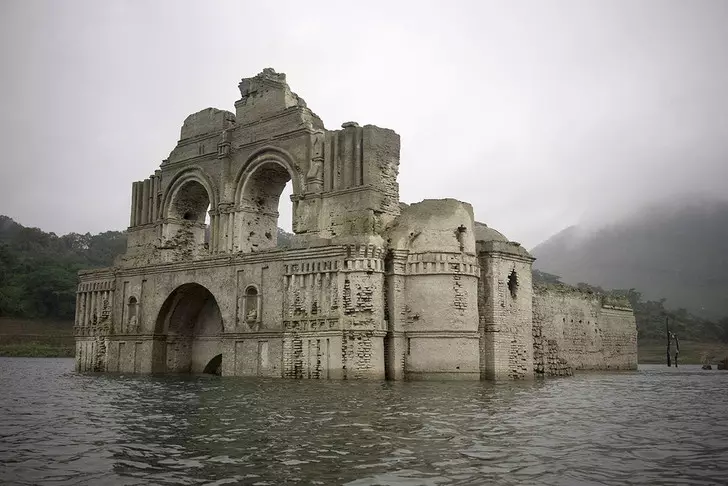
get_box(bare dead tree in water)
[672,332,680,368]
[665,316,681,368]
[666,316,671,367]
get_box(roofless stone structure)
[74,68,637,379]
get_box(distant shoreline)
[0,344,73,358]
[0,317,74,358]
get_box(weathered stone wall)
[118,69,400,271]
[386,200,481,380]
[76,245,388,379]
[477,242,535,381]
[532,284,638,375]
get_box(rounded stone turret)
[474,221,508,243]
[385,199,481,380]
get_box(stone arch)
[233,147,301,251]
[155,283,223,373]
[233,146,302,201]
[203,354,222,375]
[161,167,219,220]
[161,168,218,253]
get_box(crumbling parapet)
[532,282,638,374]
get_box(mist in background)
[1,0,727,248]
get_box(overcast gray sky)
[1,0,726,248]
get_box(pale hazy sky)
[1,0,727,248]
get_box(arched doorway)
[155,283,223,373]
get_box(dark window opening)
[508,270,518,299]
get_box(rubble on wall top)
[533,279,633,309]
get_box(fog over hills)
[531,198,728,319]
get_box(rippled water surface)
[2,359,728,485]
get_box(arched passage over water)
[155,283,223,373]
[203,354,222,375]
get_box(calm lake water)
[1,359,727,485]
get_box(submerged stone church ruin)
[74,68,637,379]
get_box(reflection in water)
[1,358,728,485]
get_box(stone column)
[385,250,408,380]
[353,129,362,186]
[96,291,102,327]
[103,290,109,320]
[227,212,235,253]
[87,292,95,329]
[209,213,217,253]
[342,129,354,188]
[147,178,154,223]
[130,183,138,228]
[141,179,150,225]
[151,174,160,222]
[135,181,144,227]
[332,134,340,190]
[74,292,81,328]
[214,213,221,253]
[81,293,88,333]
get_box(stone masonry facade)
[74,68,637,380]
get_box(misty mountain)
[531,199,728,319]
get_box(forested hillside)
[0,216,126,320]
[0,216,297,322]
